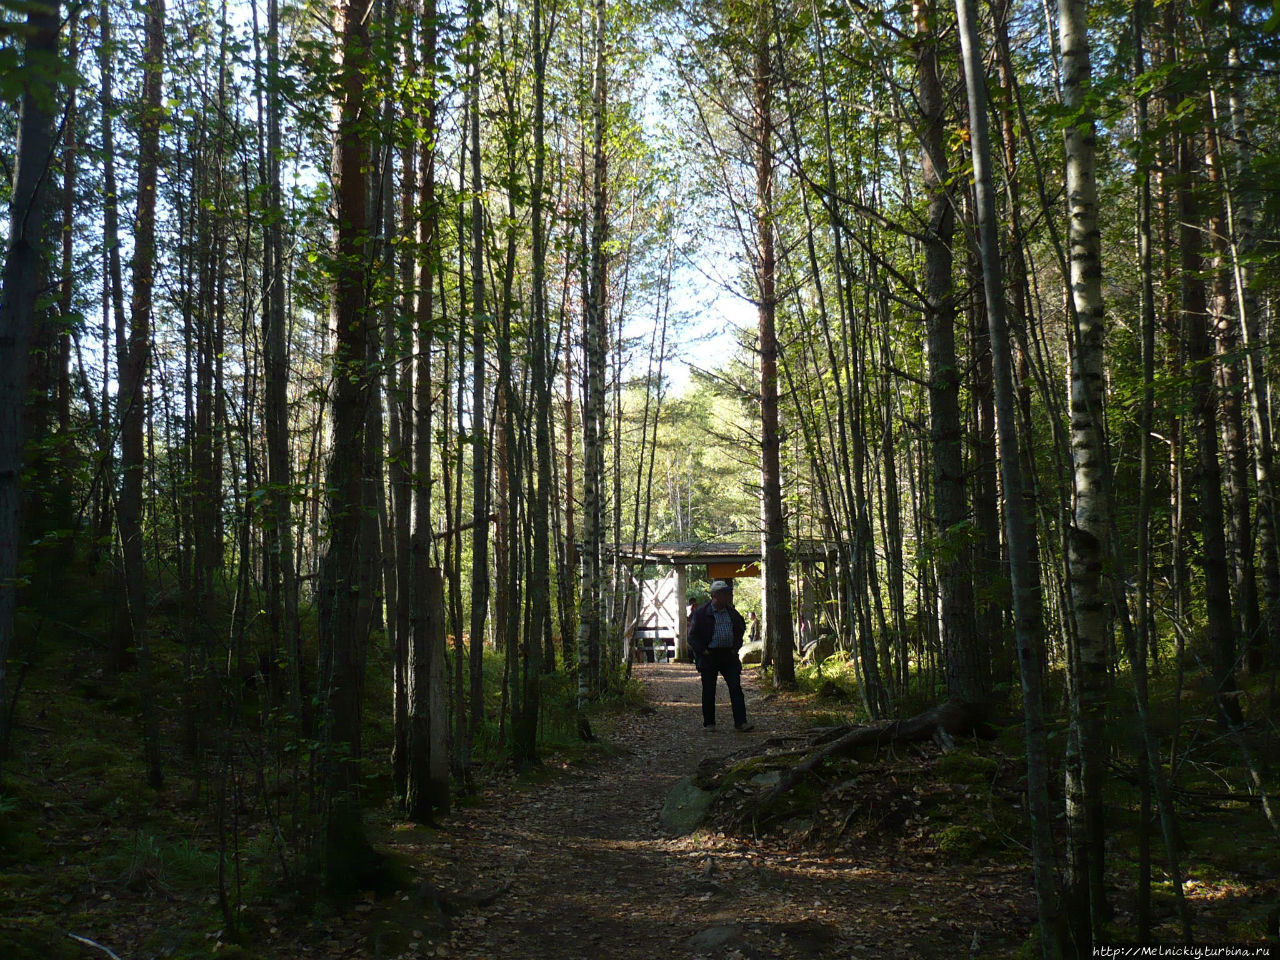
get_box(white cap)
[709,580,731,594]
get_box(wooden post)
[675,566,689,661]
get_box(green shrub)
[937,823,985,858]
[99,830,221,895]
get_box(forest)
[1,0,1279,955]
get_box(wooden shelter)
[612,539,833,662]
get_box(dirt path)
[382,663,1033,960]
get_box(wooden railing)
[632,626,677,663]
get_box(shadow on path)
[399,663,1031,960]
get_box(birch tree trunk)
[1058,0,1111,942]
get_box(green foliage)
[793,651,864,704]
[936,823,985,858]
[805,709,850,728]
[617,381,761,546]
[97,830,222,895]
[935,750,999,787]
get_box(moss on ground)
[936,748,999,786]
[936,823,986,858]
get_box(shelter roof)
[607,539,832,565]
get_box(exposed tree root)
[416,879,513,926]
[745,700,993,822]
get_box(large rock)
[739,638,765,665]
[660,775,713,834]
[802,632,837,664]
[684,925,743,951]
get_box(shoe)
[734,722,755,732]
[703,724,716,732]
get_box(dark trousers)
[699,648,747,727]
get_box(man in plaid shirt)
[687,581,753,732]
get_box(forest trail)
[381,664,1033,960]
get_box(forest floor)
[8,655,1276,959]
[350,663,1037,960]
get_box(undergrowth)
[733,647,1279,953]
[0,564,631,960]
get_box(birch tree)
[1058,0,1110,942]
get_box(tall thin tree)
[954,0,1061,950]
[755,0,796,688]
[116,0,166,790]
[913,0,982,704]
[318,0,378,885]
[0,0,62,785]
[1058,0,1111,942]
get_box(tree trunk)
[517,0,551,766]
[56,9,77,441]
[407,565,449,820]
[1132,6,1192,940]
[318,0,378,887]
[1058,0,1111,942]
[467,4,490,739]
[967,214,1002,678]
[406,0,445,815]
[1133,2,1157,934]
[115,0,165,790]
[992,0,1049,697]
[1222,0,1280,673]
[494,38,523,731]
[953,0,1062,951]
[755,0,796,690]
[560,308,578,667]
[0,0,61,784]
[262,0,304,732]
[387,0,418,797]
[1204,121,1258,671]
[576,0,608,736]
[913,0,981,704]
[1176,119,1242,727]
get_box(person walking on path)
[688,581,753,731]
